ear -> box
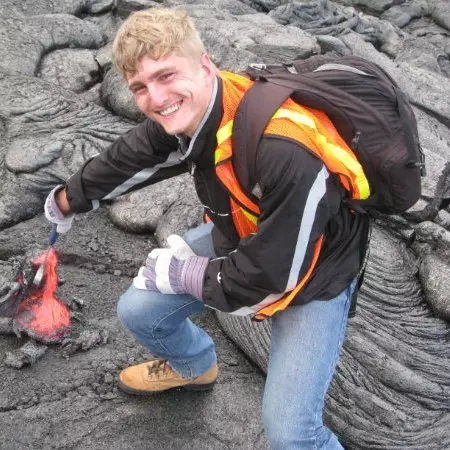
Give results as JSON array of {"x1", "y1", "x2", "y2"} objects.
[{"x1": 200, "y1": 53, "x2": 217, "y2": 79}]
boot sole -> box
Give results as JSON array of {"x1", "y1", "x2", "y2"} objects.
[{"x1": 118, "y1": 379, "x2": 216, "y2": 396}]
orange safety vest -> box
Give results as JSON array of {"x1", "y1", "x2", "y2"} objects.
[{"x1": 215, "y1": 71, "x2": 370, "y2": 320}]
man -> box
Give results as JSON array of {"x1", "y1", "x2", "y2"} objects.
[{"x1": 44, "y1": 8, "x2": 369, "y2": 449}]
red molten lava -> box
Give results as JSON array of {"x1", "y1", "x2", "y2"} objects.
[{"x1": 15, "y1": 248, "x2": 70, "y2": 343}]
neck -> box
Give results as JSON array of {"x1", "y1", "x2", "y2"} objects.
[{"x1": 185, "y1": 76, "x2": 218, "y2": 138}]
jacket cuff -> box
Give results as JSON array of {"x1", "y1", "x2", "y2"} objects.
[
  {"x1": 181, "y1": 256, "x2": 209, "y2": 300},
  {"x1": 65, "y1": 163, "x2": 96, "y2": 213}
]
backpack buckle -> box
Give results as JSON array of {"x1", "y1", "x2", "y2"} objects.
[
  {"x1": 406, "y1": 145, "x2": 426, "y2": 176},
  {"x1": 248, "y1": 63, "x2": 267, "y2": 71},
  {"x1": 285, "y1": 64, "x2": 298, "y2": 74}
]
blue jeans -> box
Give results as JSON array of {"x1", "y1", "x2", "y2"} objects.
[{"x1": 117, "y1": 223, "x2": 353, "y2": 449}]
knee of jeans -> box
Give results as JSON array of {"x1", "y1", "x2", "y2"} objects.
[
  {"x1": 117, "y1": 287, "x2": 153, "y2": 332},
  {"x1": 262, "y1": 396, "x2": 286, "y2": 446},
  {"x1": 262, "y1": 413, "x2": 291, "y2": 450},
  {"x1": 183, "y1": 229, "x2": 201, "y2": 253},
  {"x1": 263, "y1": 413, "x2": 317, "y2": 450},
  {"x1": 262, "y1": 396, "x2": 318, "y2": 449},
  {"x1": 183, "y1": 222, "x2": 214, "y2": 255},
  {"x1": 262, "y1": 403, "x2": 286, "y2": 448},
  {"x1": 183, "y1": 229, "x2": 195, "y2": 248}
]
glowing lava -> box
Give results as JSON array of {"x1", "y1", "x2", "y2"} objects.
[{"x1": 15, "y1": 248, "x2": 70, "y2": 343}]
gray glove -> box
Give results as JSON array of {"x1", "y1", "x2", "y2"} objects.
[{"x1": 134, "y1": 235, "x2": 209, "y2": 300}]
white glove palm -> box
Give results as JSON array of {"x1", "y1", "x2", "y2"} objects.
[
  {"x1": 133, "y1": 235, "x2": 208, "y2": 299},
  {"x1": 44, "y1": 185, "x2": 74, "y2": 233}
]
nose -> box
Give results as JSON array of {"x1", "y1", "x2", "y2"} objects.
[{"x1": 146, "y1": 82, "x2": 169, "y2": 108}]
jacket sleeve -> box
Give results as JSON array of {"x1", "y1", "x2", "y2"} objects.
[
  {"x1": 202, "y1": 137, "x2": 343, "y2": 314},
  {"x1": 65, "y1": 119, "x2": 187, "y2": 213}
]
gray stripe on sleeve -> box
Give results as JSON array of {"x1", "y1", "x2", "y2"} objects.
[
  {"x1": 230, "y1": 165, "x2": 329, "y2": 316},
  {"x1": 102, "y1": 151, "x2": 183, "y2": 200},
  {"x1": 286, "y1": 165, "x2": 329, "y2": 290}
]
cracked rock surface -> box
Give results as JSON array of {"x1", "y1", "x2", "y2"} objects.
[
  {"x1": 0, "y1": 212, "x2": 268, "y2": 449},
  {"x1": 0, "y1": 0, "x2": 449, "y2": 448}
]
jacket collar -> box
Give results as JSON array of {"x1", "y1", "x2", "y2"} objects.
[{"x1": 176, "y1": 76, "x2": 223, "y2": 169}]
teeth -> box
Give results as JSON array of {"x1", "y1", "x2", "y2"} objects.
[{"x1": 160, "y1": 102, "x2": 181, "y2": 116}]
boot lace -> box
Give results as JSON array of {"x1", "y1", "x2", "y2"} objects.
[{"x1": 146, "y1": 359, "x2": 175, "y2": 380}]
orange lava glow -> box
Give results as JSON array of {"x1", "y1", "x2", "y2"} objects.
[{"x1": 15, "y1": 248, "x2": 70, "y2": 343}]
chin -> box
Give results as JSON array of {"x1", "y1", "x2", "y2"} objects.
[
  {"x1": 151, "y1": 112, "x2": 193, "y2": 136},
  {"x1": 161, "y1": 127, "x2": 177, "y2": 136},
  {"x1": 161, "y1": 120, "x2": 192, "y2": 136},
  {"x1": 149, "y1": 118, "x2": 177, "y2": 135},
  {"x1": 161, "y1": 125, "x2": 185, "y2": 136}
]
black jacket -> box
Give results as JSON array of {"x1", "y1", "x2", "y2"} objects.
[{"x1": 65, "y1": 76, "x2": 369, "y2": 315}]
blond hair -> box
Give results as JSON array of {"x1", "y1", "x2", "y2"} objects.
[{"x1": 112, "y1": 8, "x2": 206, "y2": 76}]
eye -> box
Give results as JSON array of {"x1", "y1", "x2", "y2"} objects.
[
  {"x1": 130, "y1": 85, "x2": 145, "y2": 94},
  {"x1": 160, "y1": 72, "x2": 174, "y2": 82}
]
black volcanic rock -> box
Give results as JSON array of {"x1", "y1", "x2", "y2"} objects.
[{"x1": 0, "y1": 1, "x2": 449, "y2": 448}]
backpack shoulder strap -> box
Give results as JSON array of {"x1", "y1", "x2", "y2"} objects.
[
  {"x1": 232, "y1": 79, "x2": 294, "y2": 192},
  {"x1": 231, "y1": 69, "x2": 359, "y2": 191}
]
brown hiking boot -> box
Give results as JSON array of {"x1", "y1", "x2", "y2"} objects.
[{"x1": 118, "y1": 359, "x2": 218, "y2": 395}]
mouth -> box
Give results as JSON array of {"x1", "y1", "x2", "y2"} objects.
[{"x1": 159, "y1": 101, "x2": 182, "y2": 117}]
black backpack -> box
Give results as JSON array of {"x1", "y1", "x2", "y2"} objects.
[{"x1": 232, "y1": 55, "x2": 426, "y2": 215}]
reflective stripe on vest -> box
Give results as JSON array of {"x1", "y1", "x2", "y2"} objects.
[
  {"x1": 215, "y1": 71, "x2": 369, "y2": 319},
  {"x1": 253, "y1": 234, "x2": 324, "y2": 321}
]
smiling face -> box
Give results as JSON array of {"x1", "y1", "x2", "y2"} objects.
[{"x1": 126, "y1": 52, "x2": 216, "y2": 137}]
